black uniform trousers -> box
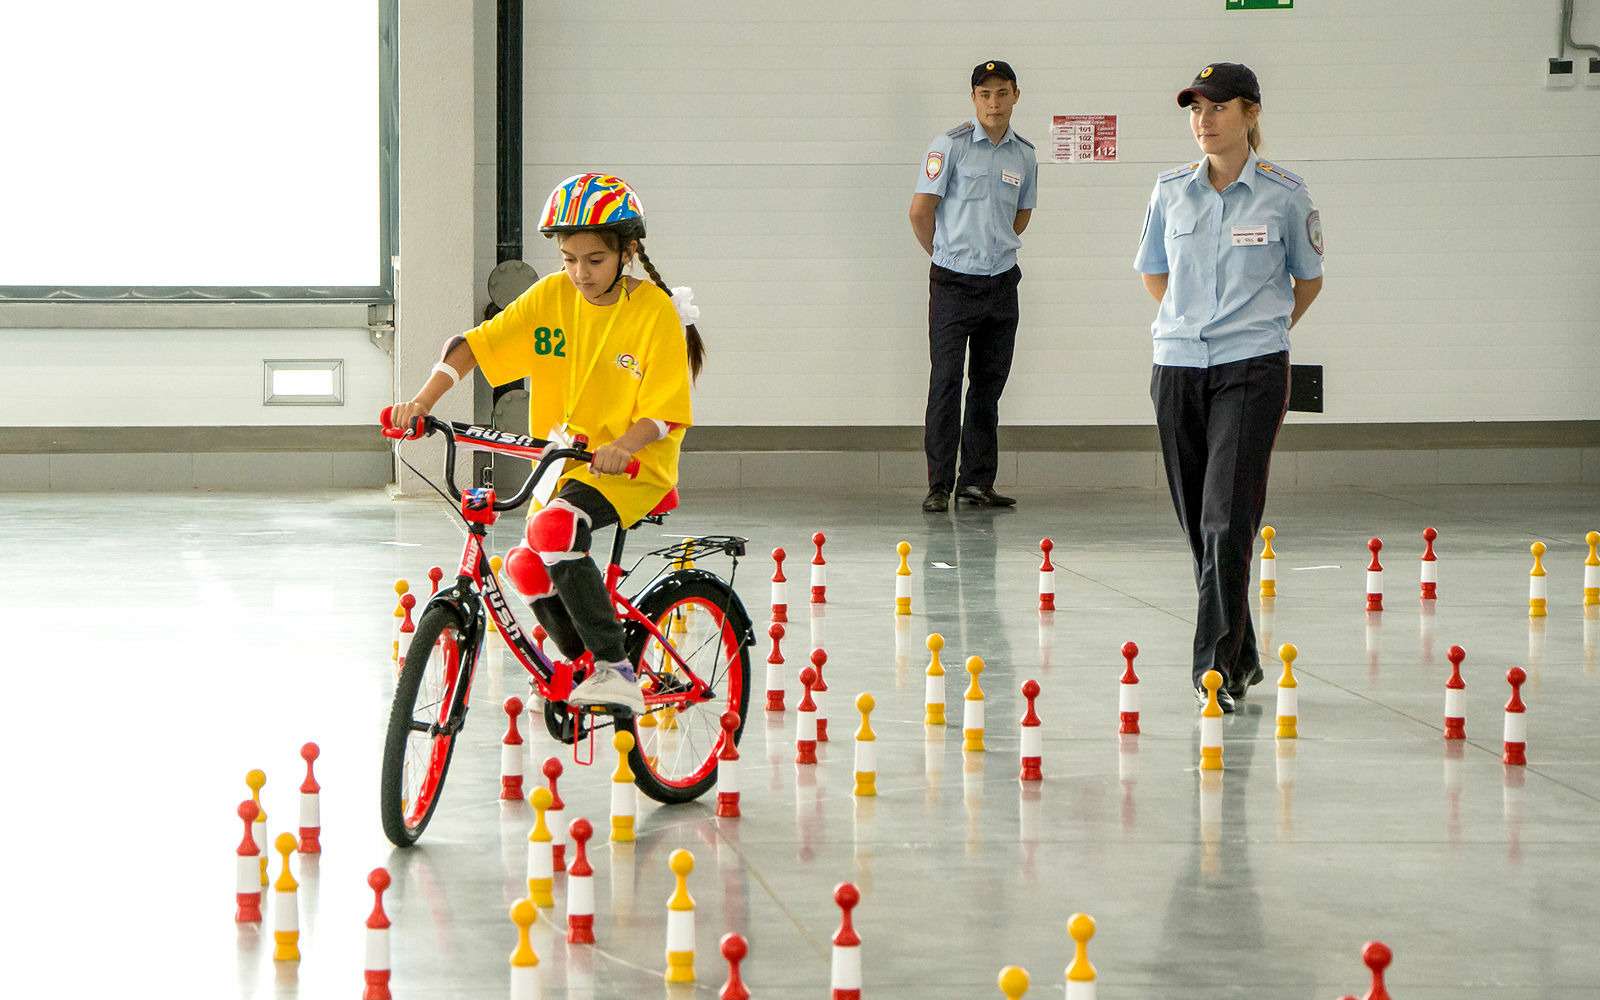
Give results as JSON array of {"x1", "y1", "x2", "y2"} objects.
[
  {"x1": 924, "y1": 263, "x2": 1021, "y2": 493},
  {"x1": 1151, "y1": 351, "x2": 1290, "y2": 689},
  {"x1": 529, "y1": 480, "x2": 626, "y2": 665}
]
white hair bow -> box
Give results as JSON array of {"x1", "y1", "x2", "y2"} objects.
[{"x1": 670, "y1": 286, "x2": 700, "y2": 328}]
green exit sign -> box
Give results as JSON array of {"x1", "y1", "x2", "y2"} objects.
[{"x1": 1227, "y1": 0, "x2": 1293, "y2": 9}]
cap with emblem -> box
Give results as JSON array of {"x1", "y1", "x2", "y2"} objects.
[
  {"x1": 971, "y1": 60, "x2": 1018, "y2": 88},
  {"x1": 1177, "y1": 62, "x2": 1260, "y2": 107}
]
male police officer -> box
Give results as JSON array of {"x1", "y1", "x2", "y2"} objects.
[{"x1": 909, "y1": 60, "x2": 1038, "y2": 513}]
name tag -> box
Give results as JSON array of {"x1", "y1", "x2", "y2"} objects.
[
  {"x1": 1001, "y1": 169, "x2": 1022, "y2": 187},
  {"x1": 1232, "y1": 225, "x2": 1268, "y2": 246}
]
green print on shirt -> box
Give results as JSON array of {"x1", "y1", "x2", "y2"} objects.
[{"x1": 533, "y1": 327, "x2": 566, "y2": 357}]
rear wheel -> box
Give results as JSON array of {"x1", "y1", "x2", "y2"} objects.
[
  {"x1": 380, "y1": 604, "x2": 474, "y2": 846},
  {"x1": 627, "y1": 575, "x2": 750, "y2": 804}
]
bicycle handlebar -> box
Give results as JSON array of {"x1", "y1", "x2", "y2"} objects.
[{"x1": 379, "y1": 406, "x2": 639, "y2": 512}]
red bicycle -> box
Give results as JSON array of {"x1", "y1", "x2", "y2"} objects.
[{"x1": 377, "y1": 407, "x2": 753, "y2": 847}]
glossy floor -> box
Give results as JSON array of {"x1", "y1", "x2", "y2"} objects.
[{"x1": 6, "y1": 484, "x2": 1598, "y2": 998}]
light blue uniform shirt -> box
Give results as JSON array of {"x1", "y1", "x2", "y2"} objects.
[
  {"x1": 916, "y1": 118, "x2": 1038, "y2": 277},
  {"x1": 1133, "y1": 151, "x2": 1324, "y2": 368}
]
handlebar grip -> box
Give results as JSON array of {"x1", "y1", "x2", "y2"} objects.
[
  {"x1": 378, "y1": 406, "x2": 426, "y2": 441},
  {"x1": 624, "y1": 458, "x2": 642, "y2": 479}
]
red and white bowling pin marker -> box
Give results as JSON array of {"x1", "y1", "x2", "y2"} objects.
[
  {"x1": 364, "y1": 868, "x2": 392, "y2": 1000},
  {"x1": 811, "y1": 531, "x2": 828, "y2": 604},
  {"x1": 565, "y1": 817, "x2": 596, "y2": 944},
  {"x1": 831, "y1": 882, "x2": 863, "y2": 1000},
  {"x1": 272, "y1": 833, "x2": 301, "y2": 962},
  {"x1": 664, "y1": 849, "x2": 697, "y2": 984},
  {"x1": 796, "y1": 666, "x2": 819, "y2": 765},
  {"x1": 1019, "y1": 680, "x2": 1043, "y2": 782},
  {"x1": 500, "y1": 696, "x2": 526, "y2": 801},
  {"x1": 719, "y1": 932, "x2": 751, "y2": 1000},
  {"x1": 895, "y1": 540, "x2": 913, "y2": 615},
  {"x1": 771, "y1": 547, "x2": 789, "y2": 622},
  {"x1": 811, "y1": 647, "x2": 831, "y2": 741},
  {"x1": 427, "y1": 565, "x2": 443, "y2": 595},
  {"x1": 397, "y1": 593, "x2": 417, "y2": 666},
  {"x1": 235, "y1": 800, "x2": 262, "y2": 923},
  {"x1": 715, "y1": 710, "x2": 741, "y2": 818},
  {"x1": 1259, "y1": 525, "x2": 1278, "y2": 598},
  {"x1": 1360, "y1": 940, "x2": 1393, "y2": 1000},
  {"x1": 297, "y1": 742, "x2": 322, "y2": 854},
  {"x1": 1365, "y1": 537, "x2": 1385, "y2": 611},
  {"x1": 1118, "y1": 641, "x2": 1140, "y2": 735},
  {"x1": 765, "y1": 622, "x2": 787, "y2": 711},
  {"x1": 1420, "y1": 527, "x2": 1439, "y2": 600},
  {"x1": 1038, "y1": 537, "x2": 1056, "y2": 612},
  {"x1": 542, "y1": 757, "x2": 566, "y2": 871},
  {"x1": 531, "y1": 624, "x2": 548, "y2": 660},
  {"x1": 1503, "y1": 665, "x2": 1528, "y2": 766},
  {"x1": 1584, "y1": 530, "x2": 1599, "y2": 606},
  {"x1": 1444, "y1": 644, "x2": 1467, "y2": 740},
  {"x1": 1529, "y1": 541, "x2": 1548, "y2": 618}
]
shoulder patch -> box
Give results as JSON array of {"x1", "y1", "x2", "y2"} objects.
[
  {"x1": 1012, "y1": 131, "x2": 1034, "y2": 149},
  {"x1": 1255, "y1": 160, "x2": 1304, "y2": 190},
  {"x1": 1158, "y1": 162, "x2": 1200, "y2": 183},
  {"x1": 945, "y1": 121, "x2": 975, "y2": 139}
]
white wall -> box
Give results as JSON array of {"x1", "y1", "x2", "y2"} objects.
[{"x1": 520, "y1": 0, "x2": 1600, "y2": 426}]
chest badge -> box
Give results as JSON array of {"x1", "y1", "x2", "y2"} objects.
[
  {"x1": 615, "y1": 352, "x2": 643, "y2": 378},
  {"x1": 925, "y1": 151, "x2": 944, "y2": 181}
]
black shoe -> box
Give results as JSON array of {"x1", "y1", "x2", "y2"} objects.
[
  {"x1": 954, "y1": 485, "x2": 1017, "y2": 508},
  {"x1": 921, "y1": 489, "x2": 949, "y2": 513},
  {"x1": 1196, "y1": 684, "x2": 1237, "y2": 714},
  {"x1": 1226, "y1": 663, "x2": 1266, "y2": 702}
]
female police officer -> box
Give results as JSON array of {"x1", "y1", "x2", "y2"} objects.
[{"x1": 1133, "y1": 63, "x2": 1324, "y2": 712}]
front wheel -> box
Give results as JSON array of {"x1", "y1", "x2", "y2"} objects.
[
  {"x1": 626, "y1": 575, "x2": 751, "y2": 805},
  {"x1": 380, "y1": 603, "x2": 474, "y2": 847}
]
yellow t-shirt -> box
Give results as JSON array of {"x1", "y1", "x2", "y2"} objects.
[{"x1": 464, "y1": 273, "x2": 694, "y2": 526}]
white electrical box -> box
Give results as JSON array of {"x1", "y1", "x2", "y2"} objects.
[{"x1": 1547, "y1": 58, "x2": 1577, "y2": 89}]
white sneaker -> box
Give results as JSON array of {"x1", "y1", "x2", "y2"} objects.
[{"x1": 568, "y1": 664, "x2": 645, "y2": 714}]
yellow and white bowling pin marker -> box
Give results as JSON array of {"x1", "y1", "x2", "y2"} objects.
[
  {"x1": 246, "y1": 769, "x2": 269, "y2": 887},
  {"x1": 1199, "y1": 670, "x2": 1224, "y2": 771},
  {"x1": 962, "y1": 655, "x2": 986, "y2": 752},
  {"x1": 924, "y1": 633, "x2": 946, "y2": 726},
  {"x1": 1584, "y1": 531, "x2": 1600, "y2": 606},
  {"x1": 1064, "y1": 912, "x2": 1097, "y2": 1000},
  {"x1": 1529, "y1": 541, "x2": 1549, "y2": 618},
  {"x1": 272, "y1": 833, "x2": 301, "y2": 962},
  {"x1": 999, "y1": 965, "x2": 1031, "y2": 999},
  {"x1": 508, "y1": 897, "x2": 540, "y2": 1000},
  {"x1": 1275, "y1": 643, "x2": 1299, "y2": 740},
  {"x1": 895, "y1": 540, "x2": 913, "y2": 615},
  {"x1": 664, "y1": 849, "x2": 696, "y2": 984},
  {"x1": 854, "y1": 692, "x2": 877, "y2": 797},
  {"x1": 1259, "y1": 525, "x2": 1278, "y2": 598},
  {"x1": 609, "y1": 731, "x2": 637, "y2": 843},
  {"x1": 525, "y1": 786, "x2": 555, "y2": 909},
  {"x1": 391, "y1": 579, "x2": 409, "y2": 661}
]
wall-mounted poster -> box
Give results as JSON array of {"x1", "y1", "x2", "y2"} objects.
[{"x1": 1050, "y1": 115, "x2": 1118, "y2": 163}]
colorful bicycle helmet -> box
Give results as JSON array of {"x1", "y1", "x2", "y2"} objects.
[{"x1": 538, "y1": 173, "x2": 646, "y2": 241}]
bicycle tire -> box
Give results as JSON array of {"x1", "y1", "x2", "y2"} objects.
[
  {"x1": 625, "y1": 573, "x2": 752, "y2": 805},
  {"x1": 380, "y1": 603, "x2": 473, "y2": 847}
]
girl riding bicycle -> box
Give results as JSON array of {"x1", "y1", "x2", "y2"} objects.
[{"x1": 387, "y1": 173, "x2": 703, "y2": 714}]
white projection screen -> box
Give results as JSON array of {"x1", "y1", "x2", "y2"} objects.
[{"x1": 0, "y1": 1, "x2": 394, "y2": 300}]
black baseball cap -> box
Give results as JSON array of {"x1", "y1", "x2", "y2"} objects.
[
  {"x1": 971, "y1": 60, "x2": 1018, "y2": 88},
  {"x1": 1177, "y1": 63, "x2": 1261, "y2": 106}
]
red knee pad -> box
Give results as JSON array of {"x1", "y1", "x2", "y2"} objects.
[
  {"x1": 527, "y1": 504, "x2": 581, "y2": 556},
  {"x1": 503, "y1": 544, "x2": 554, "y2": 600}
]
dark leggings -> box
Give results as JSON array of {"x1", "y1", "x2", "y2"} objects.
[{"x1": 529, "y1": 480, "x2": 627, "y2": 664}]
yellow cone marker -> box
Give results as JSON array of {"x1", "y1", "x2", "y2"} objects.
[
  {"x1": 246, "y1": 769, "x2": 269, "y2": 886},
  {"x1": 924, "y1": 633, "x2": 946, "y2": 726},
  {"x1": 610, "y1": 731, "x2": 637, "y2": 843},
  {"x1": 508, "y1": 897, "x2": 540, "y2": 999},
  {"x1": 999, "y1": 965, "x2": 1030, "y2": 999},
  {"x1": 1259, "y1": 525, "x2": 1278, "y2": 598},
  {"x1": 664, "y1": 849, "x2": 696, "y2": 983},
  {"x1": 854, "y1": 692, "x2": 878, "y2": 797},
  {"x1": 272, "y1": 833, "x2": 300, "y2": 962},
  {"x1": 1276, "y1": 643, "x2": 1299, "y2": 739},
  {"x1": 1200, "y1": 670, "x2": 1224, "y2": 771},
  {"x1": 392, "y1": 579, "x2": 410, "y2": 662},
  {"x1": 895, "y1": 540, "x2": 913, "y2": 615},
  {"x1": 1529, "y1": 541, "x2": 1548, "y2": 618},
  {"x1": 962, "y1": 655, "x2": 986, "y2": 752},
  {"x1": 525, "y1": 786, "x2": 555, "y2": 909},
  {"x1": 1065, "y1": 912, "x2": 1097, "y2": 999},
  {"x1": 1583, "y1": 530, "x2": 1599, "y2": 606}
]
